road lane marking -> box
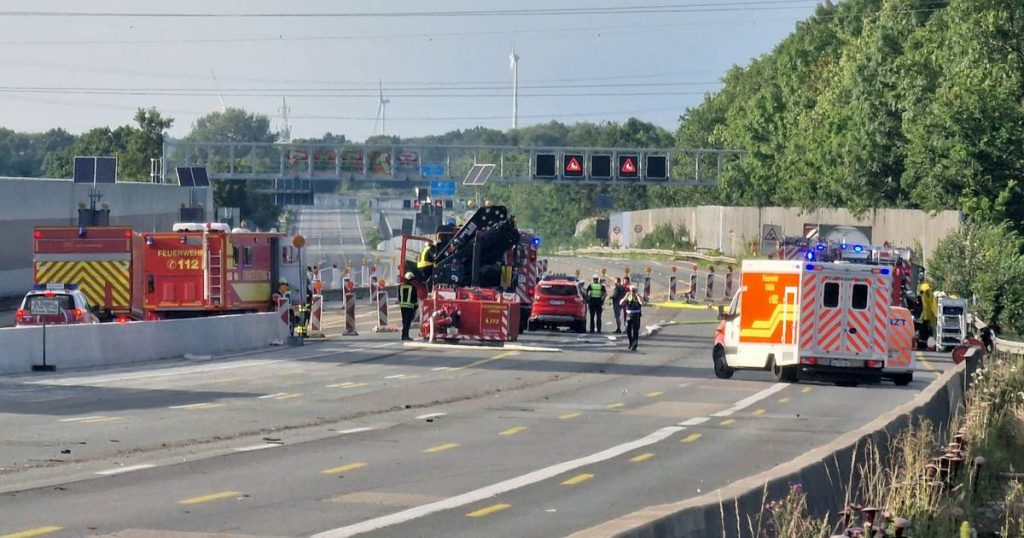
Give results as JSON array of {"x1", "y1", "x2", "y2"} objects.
[
  {"x1": 630, "y1": 453, "x2": 655, "y2": 462},
  {"x1": 337, "y1": 427, "x2": 375, "y2": 435},
  {"x1": 801, "y1": 387, "x2": 812, "y2": 393},
  {"x1": 424, "y1": 443, "x2": 459, "y2": 453},
  {"x1": 431, "y1": 367, "x2": 450, "y2": 371},
  {"x1": 416, "y1": 413, "x2": 447, "y2": 420},
  {"x1": 778, "y1": 397, "x2": 790, "y2": 403},
  {"x1": 752, "y1": 409, "x2": 766, "y2": 416},
  {"x1": 258, "y1": 392, "x2": 289, "y2": 399},
  {"x1": 79, "y1": 416, "x2": 123, "y2": 424},
  {"x1": 309, "y1": 425, "x2": 683, "y2": 538},
  {"x1": 678, "y1": 417, "x2": 709, "y2": 426},
  {"x1": 328, "y1": 382, "x2": 367, "y2": 389},
  {"x1": 646, "y1": 391, "x2": 664, "y2": 398},
  {"x1": 275, "y1": 393, "x2": 302, "y2": 400},
  {"x1": 713, "y1": 383, "x2": 788, "y2": 417},
  {"x1": 500, "y1": 426, "x2": 527, "y2": 436},
  {"x1": 466, "y1": 503, "x2": 511, "y2": 518},
  {"x1": 606, "y1": 402, "x2": 624, "y2": 409},
  {"x1": 560, "y1": 412, "x2": 582, "y2": 420},
  {"x1": 178, "y1": 491, "x2": 241, "y2": 505},
  {"x1": 322, "y1": 462, "x2": 367, "y2": 475},
  {"x1": 59, "y1": 415, "x2": 106, "y2": 422},
  {"x1": 450, "y1": 351, "x2": 519, "y2": 371},
  {"x1": 0, "y1": 527, "x2": 63, "y2": 538},
  {"x1": 169, "y1": 402, "x2": 223, "y2": 410},
  {"x1": 918, "y1": 355, "x2": 937, "y2": 371},
  {"x1": 385, "y1": 374, "x2": 406, "y2": 379},
  {"x1": 96, "y1": 464, "x2": 155, "y2": 476},
  {"x1": 681, "y1": 433, "x2": 702, "y2": 443},
  {"x1": 720, "y1": 419, "x2": 736, "y2": 426},
  {"x1": 234, "y1": 444, "x2": 279, "y2": 452},
  {"x1": 561, "y1": 473, "x2": 593, "y2": 486}
]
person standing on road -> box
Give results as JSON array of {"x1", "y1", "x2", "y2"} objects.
[
  {"x1": 621, "y1": 285, "x2": 643, "y2": 351},
  {"x1": 610, "y1": 277, "x2": 626, "y2": 334},
  {"x1": 586, "y1": 274, "x2": 607, "y2": 333},
  {"x1": 399, "y1": 272, "x2": 419, "y2": 341}
]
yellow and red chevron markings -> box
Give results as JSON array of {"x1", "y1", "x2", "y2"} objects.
[
  {"x1": 35, "y1": 261, "x2": 130, "y2": 308},
  {"x1": 740, "y1": 303, "x2": 797, "y2": 340}
]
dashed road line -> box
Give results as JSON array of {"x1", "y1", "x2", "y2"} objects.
[
  {"x1": 720, "y1": 419, "x2": 736, "y2": 426},
  {"x1": 178, "y1": 491, "x2": 241, "y2": 505},
  {"x1": 275, "y1": 393, "x2": 303, "y2": 400},
  {"x1": 95, "y1": 464, "x2": 155, "y2": 476},
  {"x1": 234, "y1": 444, "x2": 279, "y2": 452},
  {"x1": 646, "y1": 391, "x2": 664, "y2": 398},
  {"x1": 416, "y1": 413, "x2": 447, "y2": 420},
  {"x1": 712, "y1": 383, "x2": 788, "y2": 417},
  {"x1": 258, "y1": 392, "x2": 289, "y2": 399},
  {"x1": 423, "y1": 443, "x2": 459, "y2": 453},
  {"x1": 778, "y1": 397, "x2": 791, "y2": 403},
  {"x1": 560, "y1": 412, "x2": 582, "y2": 420},
  {"x1": 450, "y1": 351, "x2": 519, "y2": 371},
  {"x1": 322, "y1": 462, "x2": 367, "y2": 475},
  {"x1": 606, "y1": 402, "x2": 624, "y2": 409},
  {"x1": 499, "y1": 426, "x2": 527, "y2": 436},
  {"x1": 561, "y1": 473, "x2": 594, "y2": 486},
  {"x1": 0, "y1": 527, "x2": 63, "y2": 538},
  {"x1": 328, "y1": 382, "x2": 367, "y2": 389},
  {"x1": 58, "y1": 415, "x2": 106, "y2": 423},
  {"x1": 801, "y1": 387, "x2": 813, "y2": 394},
  {"x1": 336, "y1": 427, "x2": 375, "y2": 435},
  {"x1": 169, "y1": 402, "x2": 223, "y2": 410},
  {"x1": 752, "y1": 409, "x2": 766, "y2": 416},
  {"x1": 630, "y1": 453, "x2": 655, "y2": 462},
  {"x1": 466, "y1": 503, "x2": 511, "y2": 518},
  {"x1": 681, "y1": 433, "x2": 702, "y2": 443},
  {"x1": 79, "y1": 416, "x2": 124, "y2": 424},
  {"x1": 678, "y1": 417, "x2": 708, "y2": 426}
]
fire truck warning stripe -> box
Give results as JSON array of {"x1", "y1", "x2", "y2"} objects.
[{"x1": 36, "y1": 260, "x2": 130, "y2": 307}]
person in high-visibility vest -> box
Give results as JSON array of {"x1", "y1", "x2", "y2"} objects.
[
  {"x1": 620, "y1": 285, "x2": 643, "y2": 351},
  {"x1": 399, "y1": 272, "x2": 419, "y2": 341},
  {"x1": 417, "y1": 241, "x2": 435, "y2": 282},
  {"x1": 586, "y1": 274, "x2": 607, "y2": 333}
]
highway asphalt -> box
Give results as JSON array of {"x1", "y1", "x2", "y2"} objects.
[{"x1": 0, "y1": 285, "x2": 954, "y2": 537}]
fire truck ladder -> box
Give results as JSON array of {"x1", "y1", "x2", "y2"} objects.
[{"x1": 202, "y1": 231, "x2": 224, "y2": 306}]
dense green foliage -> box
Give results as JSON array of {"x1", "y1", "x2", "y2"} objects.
[
  {"x1": 45, "y1": 108, "x2": 172, "y2": 180},
  {"x1": 0, "y1": 128, "x2": 74, "y2": 177}
]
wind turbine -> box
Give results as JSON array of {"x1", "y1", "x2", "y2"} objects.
[
  {"x1": 374, "y1": 80, "x2": 390, "y2": 135},
  {"x1": 509, "y1": 46, "x2": 520, "y2": 129},
  {"x1": 210, "y1": 69, "x2": 227, "y2": 113}
]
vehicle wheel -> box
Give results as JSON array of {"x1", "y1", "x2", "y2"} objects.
[
  {"x1": 770, "y1": 359, "x2": 797, "y2": 383},
  {"x1": 713, "y1": 347, "x2": 734, "y2": 379},
  {"x1": 527, "y1": 320, "x2": 538, "y2": 332},
  {"x1": 893, "y1": 373, "x2": 913, "y2": 386}
]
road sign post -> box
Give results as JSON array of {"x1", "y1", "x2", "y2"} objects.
[{"x1": 31, "y1": 298, "x2": 61, "y2": 372}]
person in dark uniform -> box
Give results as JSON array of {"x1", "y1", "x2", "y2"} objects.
[
  {"x1": 620, "y1": 285, "x2": 643, "y2": 351},
  {"x1": 399, "y1": 272, "x2": 419, "y2": 341},
  {"x1": 586, "y1": 274, "x2": 607, "y2": 333}
]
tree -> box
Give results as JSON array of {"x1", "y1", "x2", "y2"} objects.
[{"x1": 45, "y1": 108, "x2": 172, "y2": 181}]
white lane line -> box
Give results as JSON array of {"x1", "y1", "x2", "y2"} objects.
[
  {"x1": 431, "y1": 367, "x2": 450, "y2": 371},
  {"x1": 370, "y1": 342, "x2": 398, "y2": 348},
  {"x1": 234, "y1": 444, "x2": 280, "y2": 452},
  {"x1": 678, "y1": 417, "x2": 709, "y2": 426},
  {"x1": 385, "y1": 374, "x2": 406, "y2": 379},
  {"x1": 310, "y1": 426, "x2": 684, "y2": 538},
  {"x1": 168, "y1": 402, "x2": 221, "y2": 410},
  {"x1": 59, "y1": 416, "x2": 106, "y2": 422},
  {"x1": 415, "y1": 413, "x2": 447, "y2": 420},
  {"x1": 712, "y1": 383, "x2": 789, "y2": 417},
  {"x1": 258, "y1": 392, "x2": 289, "y2": 399},
  {"x1": 336, "y1": 427, "x2": 375, "y2": 434},
  {"x1": 95, "y1": 464, "x2": 156, "y2": 476}
]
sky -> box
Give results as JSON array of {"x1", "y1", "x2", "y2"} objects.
[{"x1": 0, "y1": 1, "x2": 824, "y2": 142}]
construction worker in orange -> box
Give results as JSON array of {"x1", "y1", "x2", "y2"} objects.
[{"x1": 399, "y1": 272, "x2": 419, "y2": 341}]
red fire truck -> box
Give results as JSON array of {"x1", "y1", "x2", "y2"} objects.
[{"x1": 33, "y1": 223, "x2": 296, "y2": 321}]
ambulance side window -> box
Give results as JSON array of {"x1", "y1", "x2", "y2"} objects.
[
  {"x1": 243, "y1": 246, "x2": 253, "y2": 266},
  {"x1": 851, "y1": 283, "x2": 868, "y2": 310},
  {"x1": 823, "y1": 282, "x2": 840, "y2": 308}
]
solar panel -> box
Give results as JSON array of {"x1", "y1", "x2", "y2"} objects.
[
  {"x1": 73, "y1": 157, "x2": 94, "y2": 183},
  {"x1": 95, "y1": 157, "x2": 117, "y2": 183},
  {"x1": 176, "y1": 166, "x2": 195, "y2": 187},
  {"x1": 191, "y1": 167, "x2": 210, "y2": 187}
]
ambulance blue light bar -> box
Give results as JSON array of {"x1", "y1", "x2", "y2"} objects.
[
  {"x1": 32, "y1": 283, "x2": 78, "y2": 291},
  {"x1": 853, "y1": 244, "x2": 864, "y2": 253},
  {"x1": 532, "y1": 237, "x2": 541, "y2": 247}
]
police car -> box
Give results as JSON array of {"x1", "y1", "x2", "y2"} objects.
[{"x1": 15, "y1": 284, "x2": 100, "y2": 326}]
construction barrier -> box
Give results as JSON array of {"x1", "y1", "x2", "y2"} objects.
[
  {"x1": 372, "y1": 290, "x2": 398, "y2": 332},
  {"x1": 307, "y1": 294, "x2": 325, "y2": 338},
  {"x1": 669, "y1": 274, "x2": 677, "y2": 301},
  {"x1": 343, "y1": 290, "x2": 359, "y2": 336},
  {"x1": 274, "y1": 294, "x2": 292, "y2": 344},
  {"x1": 688, "y1": 272, "x2": 698, "y2": 301},
  {"x1": 643, "y1": 275, "x2": 651, "y2": 304},
  {"x1": 725, "y1": 267, "x2": 735, "y2": 299}
]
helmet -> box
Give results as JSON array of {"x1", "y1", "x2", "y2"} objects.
[
  {"x1": 630, "y1": 285, "x2": 638, "y2": 291},
  {"x1": 404, "y1": 272, "x2": 415, "y2": 280},
  {"x1": 593, "y1": 273, "x2": 599, "y2": 279}
]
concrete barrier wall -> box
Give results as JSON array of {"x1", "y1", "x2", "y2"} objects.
[
  {"x1": 0, "y1": 313, "x2": 279, "y2": 375},
  {"x1": 609, "y1": 206, "x2": 961, "y2": 260},
  {"x1": 573, "y1": 364, "x2": 969, "y2": 538},
  {"x1": 0, "y1": 177, "x2": 213, "y2": 298}
]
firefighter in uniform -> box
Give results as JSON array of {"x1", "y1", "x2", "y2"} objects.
[
  {"x1": 586, "y1": 274, "x2": 607, "y2": 333},
  {"x1": 621, "y1": 285, "x2": 643, "y2": 351},
  {"x1": 399, "y1": 272, "x2": 419, "y2": 341},
  {"x1": 417, "y1": 241, "x2": 436, "y2": 284}
]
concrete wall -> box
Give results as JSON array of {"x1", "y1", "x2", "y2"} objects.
[
  {"x1": 609, "y1": 206, "x2": 961, "y2": 260},
  {"x1": 0, "y1": 313, "x2": 280, "y2": 375},
  {"x1": 0, "y1": 177, "x2": 213, "y2": 298}
]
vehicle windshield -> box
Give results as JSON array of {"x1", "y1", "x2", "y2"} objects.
[
  {"x1": 539, "y1": 284, "x2": 577, "y2": 297},
  {"x1": 24, "y1": 294, "x2": 73, "y2": 312}
]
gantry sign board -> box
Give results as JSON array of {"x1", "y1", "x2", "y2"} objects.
[{"x1": 162, "y1": 140, "x2": 744, "y2": 186}]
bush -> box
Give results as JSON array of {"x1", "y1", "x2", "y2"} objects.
[{"x1": 637, "y1": 223, "x2": 694, "y2": 251}]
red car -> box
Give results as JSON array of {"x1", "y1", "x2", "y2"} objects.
[{"x1": 528, "y1": 277, "x2": 587, "y2": 332}]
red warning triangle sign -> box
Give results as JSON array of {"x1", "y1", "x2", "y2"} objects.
[
  {"x1": 566, "y1": 157, "x2": 582, "y2": 173},
  {"x1": 620, "y1": 157, "x2": 637, "y2": 174}
]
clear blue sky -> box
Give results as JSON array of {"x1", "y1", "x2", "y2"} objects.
[{"x1": 0, "y1": 1, "x2": 822, "y2": 141}]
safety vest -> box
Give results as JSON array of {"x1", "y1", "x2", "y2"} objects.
[
  {"x1": 588, "y1": 282, "x2": 605, "y2": 299},
  {"x1": 399, "y1": 283, "x2": 417, "y2": 308},
  {"x1": 624, "y1": 294, "x2": 642, "y2": 314},
  {"x1": 417, "y1": 246, "x2": 434, "y2": 269}
]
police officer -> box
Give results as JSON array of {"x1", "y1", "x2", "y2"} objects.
[
  {"x1": 399, "y1": 272, "x2": 419, "y2": 341},
  {"x1": 620, "y1": 284, "x2": 643, "y2": 351},
  {"x1": 586, "y1": 274, "x2": 607, "y2": 333}
]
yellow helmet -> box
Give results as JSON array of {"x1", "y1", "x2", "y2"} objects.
[{"x1": 920, "y1": 282, "x2": 931, "y2": 291}]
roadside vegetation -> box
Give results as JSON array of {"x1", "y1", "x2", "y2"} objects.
[{"x1": 746, "y1": 354, "x2": 1024, "y2": 537}]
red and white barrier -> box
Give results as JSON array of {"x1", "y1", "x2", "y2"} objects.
[
  {"x1": 372, "y1": 290, "x2": 398, "y2": 332},
  {"x1": 343, "y1": 291, "x2": 359, "y2": 336},
  {"x1": 307, "y1": 294, "x2": 325, "y2": 338},
  {"x1": 669, "y1": 274, "x2": 678, "y2": 301},
  {"x1": 273, "y1": 294, "x2": 291, "y2": 344}
]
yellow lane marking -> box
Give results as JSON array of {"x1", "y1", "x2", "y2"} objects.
[
  {"x1": 561, "y1": 473, "x2": 594, "y2": 486},
  {"x1": 800, "y1": 387, "x2": 812, "y2": 394},
  {"x1": 752, "y1": 409, "x2": 766, "y2": 416},
  {"x1": 329, "y1": 382, "x2": 367, "y2": 389},
  {"x1": 80, "y1": 416, "x2": 124, "y2": 424},
  {"x1": 423, "y1": 443, "x2": 459, "y2": 453},
  {"x1": 720, "y1": 419, "x2": 736, "y2": 426},
  {"x1": 681, "y1": 433, "x2": 702, "y2": 443},
  {"x1": 178, "y1": 491, "x2": 241, "y2": 505},
  {"x1": 606, "y1": 402, "x2": 624, "y2": 409},
  {"x1": 560, "y1": 412, "x2": 582, "y2": 420},
  {"x1": 499, "y1": 426, "x2": 527, "y2": 436},
  {"x1": 466, "y1": 503, "x2": 511, "y2": 518},
  {"x1": 450, "y1": 351, "x2": 519, "y2": 371},
  {"x1": 778, "y1": 397, "x2": 790, "y2": 403},
  {"x1": 630, "y1": 452, "x2": 655, "y2": 462},
  {"x1": 0, "y1": 527, "x2": 64, "y2": 538},
  {"x1": 646, "y1": 391, "x2": 664, "y2": 398},
  {"x1": 169, "y1": 402, "x2": 223, "y2": 410},
  {"x1": 918, "y1": 357, "x2": 937, "y2": 372},
  {"x1": 275, "y1": 393, "x2": 303, "y2": 400},
  {"x1": 322, "y1": 462, "x2": 367, "y2": 475}
]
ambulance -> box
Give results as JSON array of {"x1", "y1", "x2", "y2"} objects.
[{"x1": 713, "y1": 259, "x2": 915, "y2": 386}]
